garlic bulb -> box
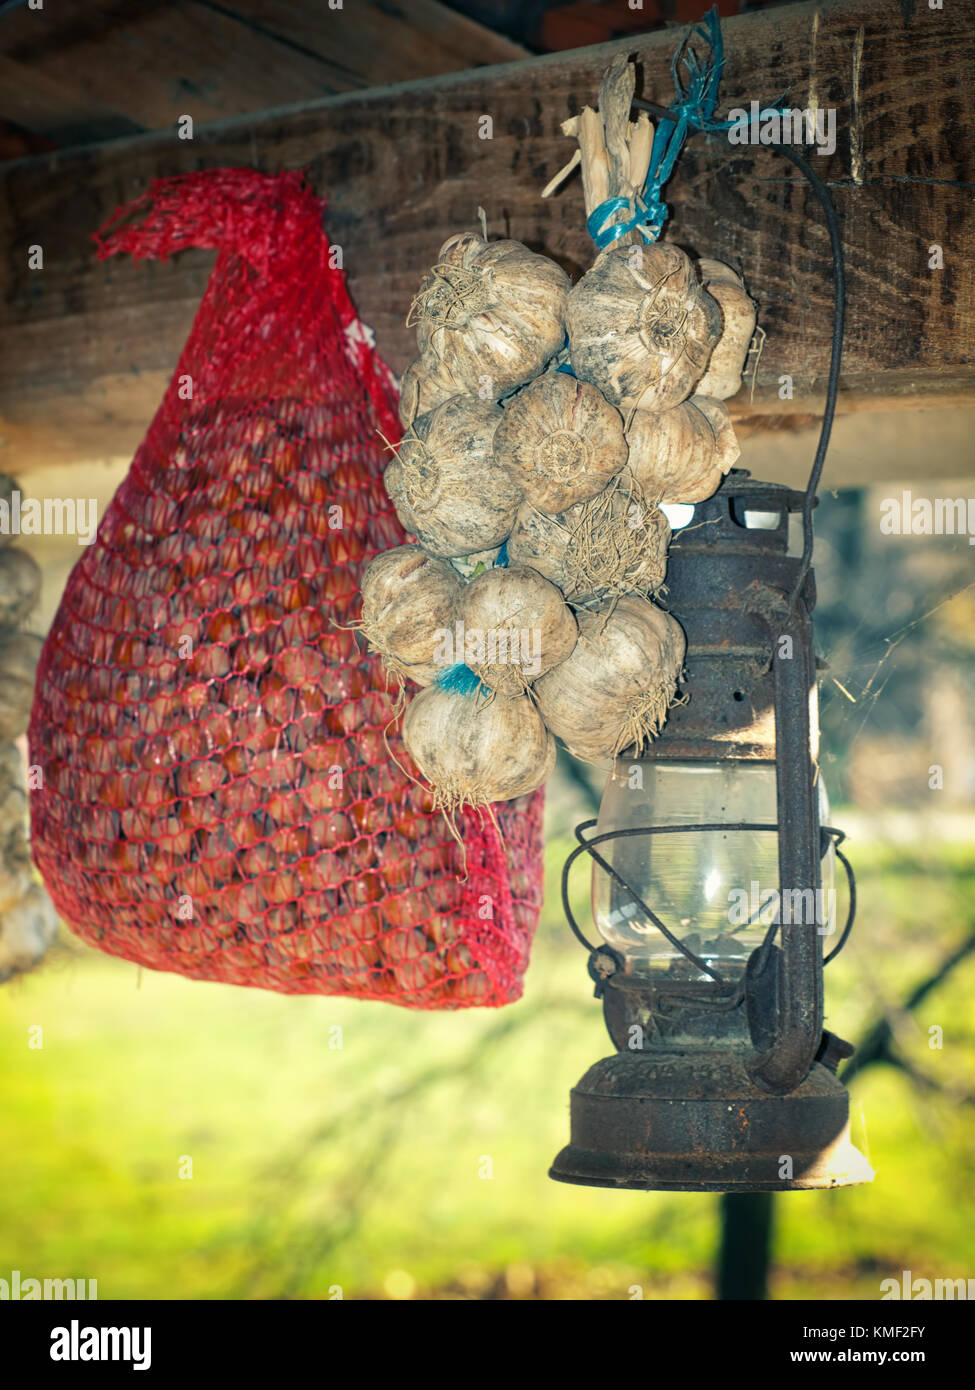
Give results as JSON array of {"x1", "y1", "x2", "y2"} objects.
[
  {"x1": 506, "y1": 478, "x2": 670, "y2": 604},
  {"x1": 533, "y1": 596, "x2": 685, "y2": 762},
  {"x1": 411, "y1": 234, "x2": 570, "y2": 396},
  {"x1": 403, "y1": 683, "x2": 556, "y2": 810},
  {"x1": 0, "y1": 547, "x2": 41, "y2": 629},
  {"x1": 0, "y1": 742, "x2": 32, "y2": 919},
  {"x1": 454, "y1": 563, "x2": 578, "y2": 694},
  {"x1": 0, "y1": 884, "x2": 59, "y2": 984},
  {"x1": 0, "y1": 632, "x2": 43, "y2": 741},
  {"x1": 493, "y1": 371, "x2": 627, "y2": 514},
  {"x1": 0, "y1": 855, "x2": 32, "y2": 920},
  {"x1": 566, "y1": 242, "x2": 721, "y2": 413},
  {"x1": 359, "y1": 546, "x2": 463, "y2": 686},
  {"x1": 623, "y1": 396, "x2": 739, "y2": 504},
  {"x1": 385, "y1": 396, "x2": 522, "y2": 556},
  {"x1": 695, "y1": 258, "x2": 757, "y2": 400},
  {"x1": 397, "y1": 357, "x2": 458, "y2": 427}
]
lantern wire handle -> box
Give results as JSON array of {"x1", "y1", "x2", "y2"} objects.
[
  {"x1": 563, "y1": 820, "x2": 857, "y2": 982},
  {"x1": 627, "y1": 101, "x2": 845, "y2": 614},
  {"x1": 823, "y1": 832, "x2": 857, "y2": 965},
  {"x1": 771, "y1": 145, "x2": 845, "y2": 612}
]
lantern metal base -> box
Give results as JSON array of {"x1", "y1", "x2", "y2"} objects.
[{"x1": 549, "y1": 1049, "x2": 874, "y2": 1193}]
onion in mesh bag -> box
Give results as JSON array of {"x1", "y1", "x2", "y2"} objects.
[{"x1": 29, "y1": 168, "x2": 548, "y2": 1011}]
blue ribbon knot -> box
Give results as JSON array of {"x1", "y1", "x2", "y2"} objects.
[{"x1": 586, "y1": 6, "x2": 785, "y2": 251}]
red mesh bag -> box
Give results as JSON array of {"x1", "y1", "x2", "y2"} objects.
[{"x1": 28, "y1": 168, "x2": 545, "y2": 1008}]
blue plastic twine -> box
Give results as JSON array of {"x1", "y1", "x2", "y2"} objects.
[
  {"x1": 586, "y1": 6, "x2": 785, "y2": 251},
  {"x1": 435, "y1": 663, "x2": 487, "y2": 697}
]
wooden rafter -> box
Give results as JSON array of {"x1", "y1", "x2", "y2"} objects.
[{"x1": 1, "y1": 0, "x2": 973, "y2": 479}]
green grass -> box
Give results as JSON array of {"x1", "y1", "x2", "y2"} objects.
[{"x1": 1, "y1": 825, "x2": 973, "y2": 1299}]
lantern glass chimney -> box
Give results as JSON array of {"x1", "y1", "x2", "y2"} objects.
[{"x1": 591, "y1": 759, "x2": 836, "y2": 979}]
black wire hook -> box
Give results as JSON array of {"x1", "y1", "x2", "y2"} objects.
[{"x1": 629, "y1": 97, "x2": 846, "y2": 612}]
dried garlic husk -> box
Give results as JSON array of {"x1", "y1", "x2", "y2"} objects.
[
  {"x1": 566, "y1": 243, "x2": 721, "y2": 413},
  {"x1": 403, "y1": 683, "x2": 556, "y2": 810},
  {"x1": 623, "y1": 396, "x2": 739, "y2": 504},
  {"x1": 0, "y1": 854, "x2": 31, "y2": 917},
  {"x1": 0, "y1": 547, "x2": 41, "y2": 628},
  {"x1": 0, "y1": 632, "x2": 43, "y2": 741},
  {"x1": 0, "y1": 743, "x2": 31, "y2": 916},
  {"x1": 0, "y1": 475, "x2": 17, "y2": 549},
  {"x1": 0, "y1": 884, "x2": 59, "y2": 984},
  {"x1": 360, "y1": 545, "x2": 463, "y2": 686},
  {"x1": 534, "y1": 596, "x2": 685, "y2": 762},
  {"x1": 493, "y1": 371, "x2": 627, "y2": 514},
  {"x1": 397, "y1": 357, "x2": 458, "y2": 427},
  {"x1": 384, "y1": 397, "x2": 522, "y2": 556},
  {"x1": 506, "y1": 478, "x2": 670, "y2": 603},
  {"x1": 411, "y1": 234, "x2": 570, "y2": 396},
  {"x1": 455, "y1": 563, "x2": 578, "y2": 694},
  {"x1": 695, "y1": 258, "x2": 757, "y2": 400}
]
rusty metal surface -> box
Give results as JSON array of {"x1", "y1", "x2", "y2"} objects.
[
  {"x1": 747, "y1": 597, "x2": 824, "y2": 1094},
  {"x1": 549, "y1": 1050, "x2": 874, "y2": 1192},
  {"x1": 644, "y1": 469, "x2": 826, "y2": 1092},
  {"x1": 654, "y1": 470, "x2": 815, "y2": 761},
  {"x1": 549, "y1": 472, "x2": 871, "y2": 1192}
]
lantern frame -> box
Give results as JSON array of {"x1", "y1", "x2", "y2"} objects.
[{"x1": 549, "y1": 472, "x2": 875, "y2": 1192}]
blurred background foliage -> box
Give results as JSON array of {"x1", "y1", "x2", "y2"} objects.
[{"x1": 1, "y1": 486, "x2": 973, "y2": 1300}]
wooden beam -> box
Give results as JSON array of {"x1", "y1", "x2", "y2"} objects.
[
  {"x1": 740, "y1": 406, "x2": 975, "y2": 491},
  {"x1": 0, "y1": 0, "x2": 530, "y2": 141},
  {"x1": 2, "y1": 0, "x2": 972, "y2": 484},
  {"x1": 219, "y1": 0, "x2": 531, "y2": 89}
]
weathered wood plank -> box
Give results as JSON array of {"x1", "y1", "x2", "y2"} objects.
[
  {"x1": 0, "y1": 0, "x2": 530, "y2": 141},
  {"x1": 0, "y1": 0, "x2": 351, "y2": 139},
  {"x1": 2, "y1": 0, "x2": 972, "y2": 481},
  {"x1": 221, "y1": 0, "x2": 531, "y2": 89}
]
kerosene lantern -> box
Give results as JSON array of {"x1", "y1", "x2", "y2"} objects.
[{"x1": 550, "y1": 471, "x2": 874, "y2": 1191}]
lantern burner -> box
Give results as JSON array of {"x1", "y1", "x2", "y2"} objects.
[{"x1": 549, "y1": 1046, "x2": 872, "y2": 1192}]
